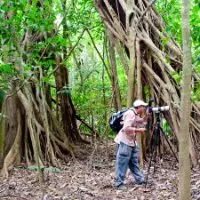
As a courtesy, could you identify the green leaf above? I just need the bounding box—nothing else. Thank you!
[0,63,13,74]
[161,37,170,46]
[171,71,182,84]
[27,165,45,171]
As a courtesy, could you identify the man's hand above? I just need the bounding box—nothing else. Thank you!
[136,127,146,133]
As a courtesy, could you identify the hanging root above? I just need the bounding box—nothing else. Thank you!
[94,0,200,166]
[1,111,22,178]
[1,78,74,177]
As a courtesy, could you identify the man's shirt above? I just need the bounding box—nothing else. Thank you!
[114,108,147,147]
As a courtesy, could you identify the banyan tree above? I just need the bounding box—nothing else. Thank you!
[94,0,199,166]
[0,1,83,178]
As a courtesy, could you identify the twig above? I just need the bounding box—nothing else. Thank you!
[85,28,111,80]
[75,115,98,137]
[47,28,87,78]
[102,91,114,137]
[38,10,69,61]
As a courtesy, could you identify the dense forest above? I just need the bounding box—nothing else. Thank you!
[0,0,199,199]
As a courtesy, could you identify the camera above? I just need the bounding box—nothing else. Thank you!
[147,99,169,113]
[148,105,170,113]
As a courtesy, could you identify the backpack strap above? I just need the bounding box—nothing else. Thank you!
[121,107,136,122]
[128,107,137,115]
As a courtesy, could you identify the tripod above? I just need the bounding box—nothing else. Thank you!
[145,111,178,188]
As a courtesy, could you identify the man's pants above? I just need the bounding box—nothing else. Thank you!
[115,142,144,187]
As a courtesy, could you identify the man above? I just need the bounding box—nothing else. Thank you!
[114,99,148,190]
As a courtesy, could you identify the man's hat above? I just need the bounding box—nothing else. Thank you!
[133,99,148,107]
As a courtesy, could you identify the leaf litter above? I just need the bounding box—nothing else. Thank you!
[0,140,199,200]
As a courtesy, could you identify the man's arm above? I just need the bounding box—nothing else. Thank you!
[122,111,146,135]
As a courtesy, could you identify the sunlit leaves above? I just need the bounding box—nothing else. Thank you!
[0,62,16,90]
[156,0,200,105]
[155,0,182,43]
[171,70,182,85]
[191,0,200,45]
[25,5,56,32]
[0,63,13,74]
[64,0,103,39]
[155,0,199,55]
[191,83,200,102]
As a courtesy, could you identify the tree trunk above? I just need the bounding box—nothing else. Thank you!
[54,55,82,143]
[126,0,136,107]
[0,99,6,168]
[178,0,192,198]
[108,33,121,111]
[136,39,145,168]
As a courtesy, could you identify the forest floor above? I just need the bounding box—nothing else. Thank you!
[0,140,200,200]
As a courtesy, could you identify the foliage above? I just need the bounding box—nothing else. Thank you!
[155,0,199,62]
[156,0,200,101]
[155,0,182,43]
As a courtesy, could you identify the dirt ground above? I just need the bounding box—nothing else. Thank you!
[0,140,200,200]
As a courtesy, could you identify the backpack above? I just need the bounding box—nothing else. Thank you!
[109,109,128,132]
